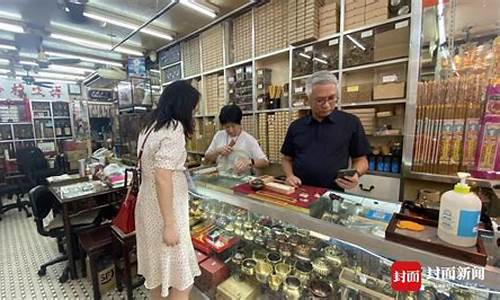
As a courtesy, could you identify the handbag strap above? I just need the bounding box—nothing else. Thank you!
[138,125,155,165]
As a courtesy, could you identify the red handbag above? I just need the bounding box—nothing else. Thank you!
[112,127,154,234]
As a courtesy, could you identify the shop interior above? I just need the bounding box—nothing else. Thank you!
[0,0,499,299]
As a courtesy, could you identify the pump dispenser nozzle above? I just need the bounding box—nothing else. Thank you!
[455,172,471,194]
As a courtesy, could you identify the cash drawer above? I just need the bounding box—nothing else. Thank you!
[346,174,401,203]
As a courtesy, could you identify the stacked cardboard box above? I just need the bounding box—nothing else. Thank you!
[231,11,252,63]
[255,0,288,56]
[182,37,201,77]
[343,108,376,135]
[190,78,203,115]
[319,1,339,38]
[258,113,268,156]
[241,115,255,138]
[289,0,322,45]
[201,24,224,72]
[205,73,225,115]
[345,0,388,30]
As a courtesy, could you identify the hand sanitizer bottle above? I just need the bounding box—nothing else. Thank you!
[437,173,482,247]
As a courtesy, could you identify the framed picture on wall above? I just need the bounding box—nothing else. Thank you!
[68,84,81,95]
[117,81,133,108]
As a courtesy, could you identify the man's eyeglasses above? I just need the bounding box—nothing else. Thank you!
[314,95,337,105]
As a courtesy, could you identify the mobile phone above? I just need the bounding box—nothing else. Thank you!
[337,168,357,178]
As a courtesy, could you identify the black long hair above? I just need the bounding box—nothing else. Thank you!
[145,80,200,137]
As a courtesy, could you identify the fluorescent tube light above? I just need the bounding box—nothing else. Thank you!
[36,71,85,80]
[150,69,160,74]
[50,33,143,56]
[19,60,38,66]
[346,35,366,51]
[0,44,16,50]
[48,64,94,75]
[45,51,123,67]
[83,12,173,40]
[16,76,77,85]
[0,58,9,65]
[0,11,22,20]
[0,22,24,33]
[0,69,10,74]
[299,53,311,60]
[179,0,216,18]
[313,57,328,65]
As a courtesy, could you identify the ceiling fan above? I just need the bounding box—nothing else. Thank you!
[20,70,54,88]
[35,48,81,69]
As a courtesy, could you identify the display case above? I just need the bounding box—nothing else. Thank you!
[186,168,500,298]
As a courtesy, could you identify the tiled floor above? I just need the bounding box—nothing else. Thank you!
[0,198,207,299]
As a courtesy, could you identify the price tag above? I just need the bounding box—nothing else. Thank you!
[347,85,359,92]
[258,84,263,89]
[305,46,313,52]
[361,30,373,38]
[329,38,339,46]
[382,75,398,83]
[395,20,409,29]
[258,70,263,75]
[295,87,304,93]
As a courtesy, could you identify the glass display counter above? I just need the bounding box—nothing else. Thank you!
[188,168,500,298]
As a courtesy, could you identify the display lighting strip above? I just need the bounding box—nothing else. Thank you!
[50,33,143,56]
[44,51,123,67]
[179,0,217,18]
[83,12,173,40]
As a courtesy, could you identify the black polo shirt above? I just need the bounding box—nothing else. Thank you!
[281,109,370,190]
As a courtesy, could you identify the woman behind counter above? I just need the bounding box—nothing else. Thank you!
[135,81,201,300]
[205,104,269,173]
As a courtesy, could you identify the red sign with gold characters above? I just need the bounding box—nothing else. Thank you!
[391,261,422,292]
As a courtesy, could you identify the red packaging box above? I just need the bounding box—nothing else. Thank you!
[195,257,230,298]
[194,249,208,264]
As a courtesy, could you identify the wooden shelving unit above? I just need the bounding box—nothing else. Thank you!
[156,0,419,198]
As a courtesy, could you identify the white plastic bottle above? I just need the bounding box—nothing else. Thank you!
[437,173,482,247]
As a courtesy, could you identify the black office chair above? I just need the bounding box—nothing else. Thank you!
[29,185,100,283]
[17,147,61,186]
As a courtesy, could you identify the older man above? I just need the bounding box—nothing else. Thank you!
[281,71,370,191]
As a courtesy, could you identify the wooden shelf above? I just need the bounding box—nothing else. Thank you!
[342,58,409,72]
[340,99,406,108]
[367,170,401,178]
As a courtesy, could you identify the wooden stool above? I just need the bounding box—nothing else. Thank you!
[111,225,144,300]
[79,225,114,300]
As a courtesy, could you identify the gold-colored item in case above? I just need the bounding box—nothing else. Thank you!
[309,279,333,299]
[295,261,313,284]
[279,242,292,258]
[268,274,283,292]
[312,257,331,277]
[283,276,301,300]
[275,263,291,280]
[266,251,282,265]
[297,228,310,238]
[288,234,301,247]
[255,262,273,284]
[243,230,254,241]
[252,249,267,262]
[241,258,257,276]
[294,243,312,261]
[224,223,235,233]
[266,239,278,252]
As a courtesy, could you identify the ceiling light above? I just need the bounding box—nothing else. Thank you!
[0,11,22,20]
[151,85,160,89]
[16,76,77,85]
[150,69,160,74]
[45,51,123,67]
[0,58,9,65]
[0,44,16,50]
[19,60,39,66]
[50,33,143,56]
[179,0,217,18]
[35,72,84,80]
[0,69,10,74]
[48,64,94,74]
[0,22,24,33]
[83,12,173,40]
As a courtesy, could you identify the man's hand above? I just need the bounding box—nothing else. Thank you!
[218,145,233,156]
[234,158,251,174]
[285,175,302,188]
[335,173,359,190]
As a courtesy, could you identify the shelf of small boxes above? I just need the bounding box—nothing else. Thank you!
[204,73,226,116]
[254,0,288,57]
[267,111,297,162]
[257,113,268,158]
[182,36,201,78]
[187,118,217,154]
[240,115,255,138]
[189,78,203,116]
[230,10,253,64]
[227,64,253,112]
[201,24,224,73]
